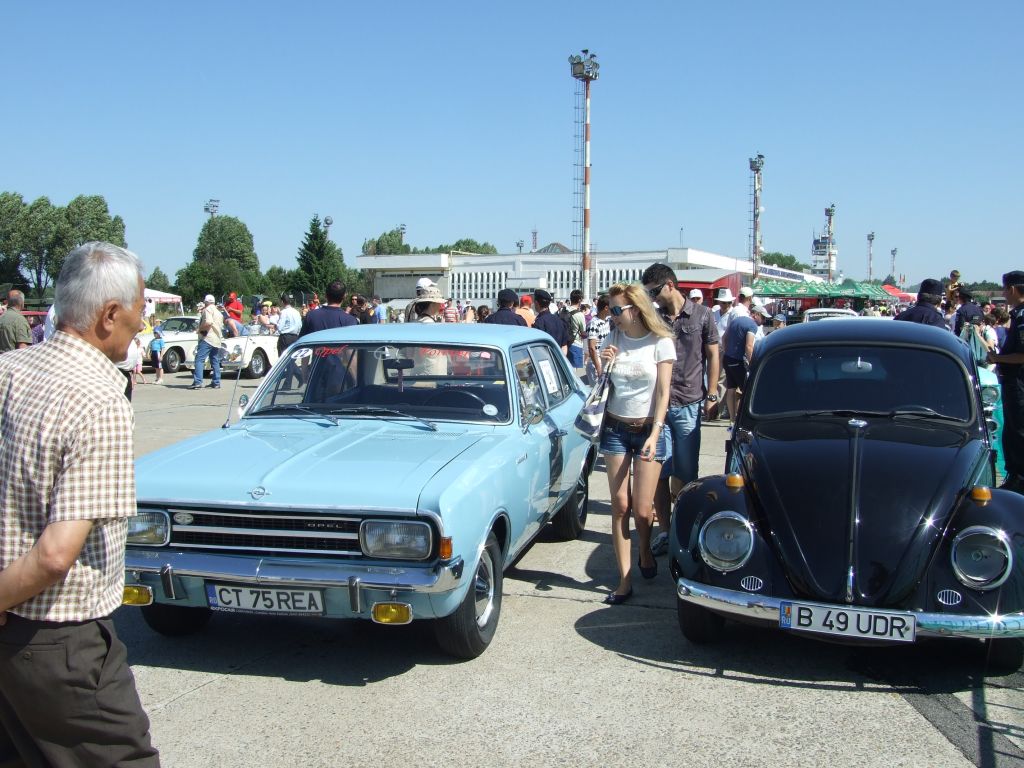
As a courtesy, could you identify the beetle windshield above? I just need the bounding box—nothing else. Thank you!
[748,345,973,422]
[247,342,510,424]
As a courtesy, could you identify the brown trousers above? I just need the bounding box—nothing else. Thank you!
[0,615,159,768]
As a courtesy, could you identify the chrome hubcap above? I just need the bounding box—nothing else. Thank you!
[574,475,587,521]
[473,550,495,628]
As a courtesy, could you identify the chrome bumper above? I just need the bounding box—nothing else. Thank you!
[677,578,1024,639]
[125,549,464,614]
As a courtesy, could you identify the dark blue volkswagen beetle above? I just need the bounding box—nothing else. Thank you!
[670,319,1024,668]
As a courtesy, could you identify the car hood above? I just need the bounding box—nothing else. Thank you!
[741,418,985,606]
[136,419,488,510]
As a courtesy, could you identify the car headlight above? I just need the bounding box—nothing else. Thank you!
[127,510,170,546]
[951,526,1012,590]
[981,386,999,407]
[698,511,754,572]
[360,520,433,560]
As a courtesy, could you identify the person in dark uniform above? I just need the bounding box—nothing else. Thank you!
[532,289,570,353]
[894,278,947,328]
[953,288,983,336]
[988,270,1024,491]
[483,288,527,326]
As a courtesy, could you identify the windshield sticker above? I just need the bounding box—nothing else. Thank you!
[311,346,348,359]
[538,360,559,394]
[483,404,498,417]
[291,347,313,361]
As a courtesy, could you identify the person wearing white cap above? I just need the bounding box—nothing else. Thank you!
[190,293,223,389]
[688,288,704,305]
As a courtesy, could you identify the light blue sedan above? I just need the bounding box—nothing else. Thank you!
[123,324,596,658]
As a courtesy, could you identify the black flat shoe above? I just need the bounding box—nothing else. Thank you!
[603,589,633,605]
[639,557,658,580]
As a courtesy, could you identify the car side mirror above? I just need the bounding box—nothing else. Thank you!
[522,404,545,428]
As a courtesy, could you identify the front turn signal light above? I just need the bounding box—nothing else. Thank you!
[439,536,453,560]
[725,473,744,489]
[970,486,992,504]
[122,585,153,606]
[371,602,412,625]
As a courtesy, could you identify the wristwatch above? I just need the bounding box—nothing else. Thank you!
[706,394,719,402]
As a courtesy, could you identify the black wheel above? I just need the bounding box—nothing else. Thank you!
[162,347,182,374]
[244,350,268,378]
[677,596,724,644]
[425,390,487,409]
[140,603,212,637]
[434,532,503,659]
[550,469,588,540]
[984,638,1023,671]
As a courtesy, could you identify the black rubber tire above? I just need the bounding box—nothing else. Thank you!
[162,347,183,374]
[984,638,1024,671]
[140,603,213,637]
[244,350,268,379]
[677,596,725,644]
[434,532,503,659]
[550,469,589,541]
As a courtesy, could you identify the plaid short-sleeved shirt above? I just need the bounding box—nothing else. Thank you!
[0,332,136,621]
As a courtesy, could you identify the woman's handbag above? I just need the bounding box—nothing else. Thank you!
[573,334,616,440]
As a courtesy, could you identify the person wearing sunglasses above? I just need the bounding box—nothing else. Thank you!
[597,283,676,604]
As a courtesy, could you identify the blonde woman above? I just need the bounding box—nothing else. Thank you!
[599,283,676,604]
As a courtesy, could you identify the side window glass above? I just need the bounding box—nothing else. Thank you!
[511,347,546,414]
[530,344,571,406]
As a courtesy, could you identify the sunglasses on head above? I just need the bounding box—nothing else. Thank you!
[610,304,633,317]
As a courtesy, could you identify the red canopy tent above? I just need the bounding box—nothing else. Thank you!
[881,284,914,303]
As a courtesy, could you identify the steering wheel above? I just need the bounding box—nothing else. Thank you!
[425,389,487,409]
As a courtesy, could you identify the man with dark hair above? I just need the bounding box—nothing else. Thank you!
[894,278,947,328]
[532,289,569,353]
[561,288,587,371]
[484,288,527,326]
[0,290,31,354]
[300,280,357,337]
[988,270,1024,491]
[953,287,983,336]
[643,263,720,555]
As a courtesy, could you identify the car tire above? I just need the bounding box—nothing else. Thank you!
[550,469,589,541]
[162,347,182,374]
[140,603,212,637]
[433,532,503,659]
[984,638,1023,671]
[677,596,725,644]
[244,350,268,379]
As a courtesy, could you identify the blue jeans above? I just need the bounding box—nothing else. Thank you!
[193,339,221,386]
[660,402,702,482]
[567,344,584,368]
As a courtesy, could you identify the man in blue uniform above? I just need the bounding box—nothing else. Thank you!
[484,289,527,326]
[894,279,947,328]
[532,289,569,353]
[953,288,983,336]
[988,270,1024,491]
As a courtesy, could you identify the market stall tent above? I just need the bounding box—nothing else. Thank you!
[144,288,184,316]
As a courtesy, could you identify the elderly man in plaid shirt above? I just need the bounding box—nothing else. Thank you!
[0,242,159,767]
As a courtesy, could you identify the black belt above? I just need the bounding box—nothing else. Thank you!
[606,415,654,433]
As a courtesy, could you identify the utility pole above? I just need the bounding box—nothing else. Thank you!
[890,248,898,285]
[570,50,599,303]
[867,232,874,282]
[749,154,765,280]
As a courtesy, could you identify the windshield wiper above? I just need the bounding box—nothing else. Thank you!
[799,409,890,418]
[250,404,338,425]
[330,405,437,431]
[888,407,964,423]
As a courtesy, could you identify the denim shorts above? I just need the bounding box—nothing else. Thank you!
[600,418,672,462]
[660,401,702,482]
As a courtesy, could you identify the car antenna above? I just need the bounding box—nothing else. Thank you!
[223,333,254,429]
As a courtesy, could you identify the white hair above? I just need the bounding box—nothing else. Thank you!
[55,242,144,332]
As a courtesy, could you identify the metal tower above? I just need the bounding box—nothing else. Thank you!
[749,154,765,280]
[890,248,898,285]
[867,232,875,282]
[570,50,599,302]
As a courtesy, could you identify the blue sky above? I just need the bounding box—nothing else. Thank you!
[3,2,1021,287]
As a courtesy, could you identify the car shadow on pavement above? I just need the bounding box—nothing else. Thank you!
[115,607,459,686]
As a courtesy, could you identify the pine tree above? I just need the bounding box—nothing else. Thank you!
[295,215,345,296]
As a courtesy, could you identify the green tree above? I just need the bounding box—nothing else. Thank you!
[0,192,26,284]
[260,265,294,298]
[175,258,257,306]
[146,266,172,292]
[19,197,72,297]
[760,251,810,272]
[294,215,345,295]
[362,228,409,256]
[194,216,260,274]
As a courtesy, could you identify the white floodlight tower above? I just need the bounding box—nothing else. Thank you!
[203,199,220,218]
[324,216,333,237]
[867,232,875,282]
[569,50,599,302]
[825,204,837,281]
[749,154,765,280]
[890,248,898,286]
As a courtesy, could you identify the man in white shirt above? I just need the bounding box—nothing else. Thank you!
[275,292,303,355]
[191,294,224,389]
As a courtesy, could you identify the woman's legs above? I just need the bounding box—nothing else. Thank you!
[604,453,633,596]
[632,457,663,571]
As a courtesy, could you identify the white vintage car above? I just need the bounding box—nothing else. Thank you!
[144,316,279,378]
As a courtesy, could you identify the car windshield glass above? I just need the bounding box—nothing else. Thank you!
[161,318,195,333]
[749,345,972,422]
[246,342,510,424]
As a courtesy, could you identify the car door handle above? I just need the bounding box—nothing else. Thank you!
[516,453,528,465]
[552,429,568,437]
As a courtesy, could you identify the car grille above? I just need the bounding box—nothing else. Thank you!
[168,508,363,557]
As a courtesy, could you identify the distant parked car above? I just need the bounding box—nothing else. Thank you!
[122,324,596,658]
[671,319,1024,669]
[142,315,199,373]
[801,307,859,322]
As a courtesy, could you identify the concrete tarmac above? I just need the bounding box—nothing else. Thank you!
[119,372,1021,768]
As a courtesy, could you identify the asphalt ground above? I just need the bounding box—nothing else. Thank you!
[121,370,1024,768]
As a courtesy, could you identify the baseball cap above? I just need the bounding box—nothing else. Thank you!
[773,313,787,324]
[229,292,237,299]
[688,288,703,299]
[739,286,754,298]
[520,295,532,305]
[750,302,768,316]
[203,294,215,303]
